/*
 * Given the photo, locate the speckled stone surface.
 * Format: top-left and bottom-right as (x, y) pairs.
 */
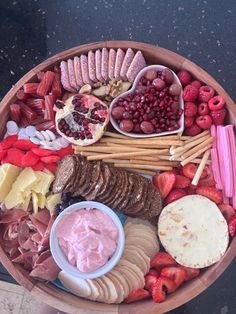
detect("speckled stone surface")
(0, 0), (236, 313)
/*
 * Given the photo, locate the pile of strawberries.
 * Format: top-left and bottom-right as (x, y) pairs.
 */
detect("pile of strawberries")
(177, 70), (226, 136)
(10, 67), (62, 131)
(0, 135), (73, 173)
(125, 252), (200, 303)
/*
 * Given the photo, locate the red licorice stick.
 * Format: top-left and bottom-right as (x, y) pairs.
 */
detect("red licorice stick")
(44, 95), (55, 120)
(23, 83), (39, 94)
(10, 103), (21, 123)
(36, 71), (55, 96)
(36, 120), (55, 131)
(51, 72), (62, 98)
(20, 103), (37, 122)
(16, 89), (29, 101)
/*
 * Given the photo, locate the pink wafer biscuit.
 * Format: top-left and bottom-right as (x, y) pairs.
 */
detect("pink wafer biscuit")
(114, 48), (125, 79)
(126, 50), (147, 82)
(74, 56), (83, 87)
(210, 148), (223, 190)
(60, 61), (76, 92)
(80, 54), (91, 85)
(120, 48), (135, 80)
(101, 48), (109, 81)
(67, 59), (78, 90)
(88, 51), (97, 82)
(226, 125), (236, 207)
(108, 49), (116, 80)
(210, 125), (217, 148)
(95, 50), (103, 82)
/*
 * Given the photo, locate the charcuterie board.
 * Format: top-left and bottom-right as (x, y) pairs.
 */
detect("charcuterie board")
(0, 41), (236, 314)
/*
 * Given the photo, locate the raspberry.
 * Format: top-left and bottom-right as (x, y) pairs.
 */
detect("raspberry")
(198, 102), (209, 116)
(191, 80), (202, 89)
(183, 85), (198, 102)
(184, 102), (198, 117)
(196, 115), (212, 130)
(184, 123), (202, 136)
(208, 95), (225, 111)
(184, 117), (194, 128)
(177, 70), (192, 86)
(210, 108), (226, 125)
(198, 85), (215, 102)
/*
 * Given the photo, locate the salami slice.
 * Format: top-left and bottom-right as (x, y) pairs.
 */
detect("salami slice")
(126, 51), (147, 82)
(60, 61), (76, 92)
(108, 49), (116, 80)
(73, 56), (83, 87)
(95, 50), (103, 82)
(114, 48), (125, 80)
(88, 50), (97, 82)
(101, 48), (109, 81)
(120, 48), (135, 80)
(80, 54), (91, 85)
(67, 59), (78, 90)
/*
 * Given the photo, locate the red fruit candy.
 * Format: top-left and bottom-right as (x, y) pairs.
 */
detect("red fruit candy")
(21, 151), (40, 167)
(218, 204), (236, 223)
(180, 266), (200, 281)
(198, 102), (209, 116)
(184, 117), (194, 128)
(184, 102), (198, 117)
(228, 214), (236, 237)
(124, 288), (150, 304)
(198, 85), (215, 102)
(0, 135), (18, 150)
(32, 161), (44, 171)
(0, 149), (7, 160)
(145, 274), (159, 291)
(195, 115), (212, 130)
(177, 70), (192, 86)
(182, 163), (207, 179)
(44, 162), (57, 173)
(6, 148), (25, 167)
(40, 155), (60, 163)
(210, 108), (227, 125)
(10, 104), (21, 123)
(183, 85), (198, 102)
(184, 123), (202, 136)
(191, 80), (202, 89)
(153, 171), (176, 198)
(152, 277), (177, 303)
(160, 266), (186, 288)
(174, 175), (191, 189)
(151, 252), (177, 270)
(58, 145), (73, 158)
(36, 70), (55, 96)
(14, 139), (38, 150)
(196, 186), (223, 204)
(166, 189), (187, 204)
(208, 95), (225, 111)
(31, 147), (56, 157)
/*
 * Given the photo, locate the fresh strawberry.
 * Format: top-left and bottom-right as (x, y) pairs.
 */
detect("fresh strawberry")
(208, 95), (225, 111)
(228, 215), (236, 237)
(0, 135), (18, 150)
(210, 108), (226, 126)
(196, 115), (212, 130)
(51, 72), (62, 98)
(196, 186), (223, 204)
(0, 149), (7, 160)
(198, 173), (216, 187)
(180, 266), (200, 281)
(183, 85), (198, 102)
(182, 163), (207, 179)
(177, 70), (192, 86)
(198, 85), (215, 102)
(166, 189), (187, 204)
(174, 175), (190, 189)
(44, 95), (55, 121)
(184, 117), (194, 128)
(58, 145), (74, 158)
(44, 162), (57, 173)
(6, 148), (25, 167)
(14, 139), (38, 150)
(160, 266), (186, 288)
(21, 151), (39, 167)
(151, 277), (176, 303)
(145, 274), (159, 291)
(186, 183), (198, 195)
(153, 171), (176, 198)
(31, 148), (56, 157)
(124, 288), (150, 303)
(184, 102), (198, 117)
(16, 89), (29, 101)
(198, 102), (209, 115)
(40, 155), (60, 163)
(36, 71), (55, 96)
(147, 269), (159, 277)
(23, 83), (39, 94)
(151, 252), (177, 270)
(218, 204), (236, 223)
(184, 123), (202, 136)
(32, 161), (44, 171)
(10, 104), (21, 123)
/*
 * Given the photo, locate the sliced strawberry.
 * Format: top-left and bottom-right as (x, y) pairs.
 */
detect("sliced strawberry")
(151, 277), (177, 303)
(58, 145), (73, 158)
(147, 269), (159, 277)
(32, 161), (44, 171)
(151, 252), (177, 270)
(21, 151), (39, 167)
(6, 148), (25, 167)
(182, 163), (207, 179)
(145, 274), (159, 291)
(124, 288), (150, 304)
(174, 175), (191, 189)
(153, 171), (176, 198)
(31, 148), (56, 157)
(218, 204), (236, 223)
(166, 189), (187, 204)
(180, 266), (200, 281)
(14, 139), (38, 150)
(0, 149), (7, 160)
(160, 266), (186, 288)
(10, 103), (21, 123)
(23, 83), (39, 94)
(36, 71), (55, 96)
(196, 186), (222, 204)
(0, 135), (18, 150)
(198, 173), (216, 187)
(186, 184), (198, 195)
(228, 214), (236, 237)
(40, 155), (60, 163)
(44, 162), (57, 173)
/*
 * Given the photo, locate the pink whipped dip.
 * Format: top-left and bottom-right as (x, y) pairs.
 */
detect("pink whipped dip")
(55, 208), (119, 273)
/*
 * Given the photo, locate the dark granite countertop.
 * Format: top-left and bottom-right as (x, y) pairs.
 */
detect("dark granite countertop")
(0, 0), (236, 313)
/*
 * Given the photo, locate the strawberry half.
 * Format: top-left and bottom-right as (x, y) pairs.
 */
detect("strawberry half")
(160, 266), (186, 288)
(151, 252), (177, 270)
(166, 189), (187, 204)
(124, 288), (150, 304)
(182, 163), (207, 179)
(145, 273), (159, 291)
(180, 266), (200, 281)
(218, 204), (236, 223)
(151, 277), (177, 303)
(228, 214), (236, 237)
(196, 186), (223, 204)
(174, 175), (191, 189)
(147, 269), (159, 277)
(153, 171), (176, 198)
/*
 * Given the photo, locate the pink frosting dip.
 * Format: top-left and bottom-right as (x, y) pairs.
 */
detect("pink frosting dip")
(55, 208), (119, 273)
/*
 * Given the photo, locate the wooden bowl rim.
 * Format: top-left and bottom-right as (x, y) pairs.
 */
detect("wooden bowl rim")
(0, 40), (236, 314)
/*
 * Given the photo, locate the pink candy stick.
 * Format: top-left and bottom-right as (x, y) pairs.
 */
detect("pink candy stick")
(217, 126), (225, 188)
(210, 125), (217, 148)
(226, 125), (236, 207)
(222, 189), (230, 204)
(210, 148), (223, 190)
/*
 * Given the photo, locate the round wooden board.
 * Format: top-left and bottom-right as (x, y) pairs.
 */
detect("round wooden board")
(0, 41), (236, 314)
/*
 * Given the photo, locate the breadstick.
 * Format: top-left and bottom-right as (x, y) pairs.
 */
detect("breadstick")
(123, 168), (156, 176)
(130, 156), (160, 161)
(191, 150), (211, 186)
(114, 163), (173, 171)
(159, 155), (211, 165)
(99, 137), (183, 146)
(181, 144), (212, 166)
(76, 151), (106, 157)
(102, 159), (130, 164)
(184, 130), (209, 144)
(171, 134), (211, 155)
(129, 159), (179, 167)
(104, 131), (128, 139)
(181, 137), (214, 159)
(74, 145), (149, 153)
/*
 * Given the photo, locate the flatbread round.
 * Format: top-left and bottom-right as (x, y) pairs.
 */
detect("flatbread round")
(158, 195), (229, 268)
(58, 271), (91, 298)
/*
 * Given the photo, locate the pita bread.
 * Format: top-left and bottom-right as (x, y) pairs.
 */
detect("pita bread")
(58, 271), (91, 298)
(158, 195), (229, 268)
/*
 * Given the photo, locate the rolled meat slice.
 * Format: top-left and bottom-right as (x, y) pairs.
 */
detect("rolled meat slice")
(60, 61), (76, 92)
(126, 51), (147, 82)
(101, 48), (109, 81)
(108, 49), (116, 80)
(88, 51), (97, 82)
(95, 50), (103, 82)
(74, 56), (84, 87)
(120, 48), (135, 80)
(114, 48), (125, 80)
(67, 59), (78, 90)
(80, 54), (91, 85)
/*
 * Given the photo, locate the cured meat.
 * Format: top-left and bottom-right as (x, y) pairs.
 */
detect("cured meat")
(114, 48), (125, 80)
(88, 51), (97, 82)
(33, 208), (50, 226)
(60, 61), (76, 92)
(108, 49), (116, 80)
(0, 208), (28, 224)
(126, 50), (147, 82)
(74, 56), (84, 87)
(120, 48), (135, 80)
(29, 255), (60, 281)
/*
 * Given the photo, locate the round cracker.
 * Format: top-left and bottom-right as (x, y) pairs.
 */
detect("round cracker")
(123, 248), (147, 274)
(125, 245), (150, 274)
(118, 259), (145, 288)
(106, 272), (124, 303)
(109, 269), (130, 299)
(125, 236), (157, 259)
(115, 263), (140, 294)
(95, 277), (109, 302)
(158, 195), (229, 268)
(86, 279), (100, 301)
(100, 275), (118, 304)
(58, 271), (91, 298)
(125, 228), (159, 249)
(125, 225), (157, 239)
(125, 217), (157, 233)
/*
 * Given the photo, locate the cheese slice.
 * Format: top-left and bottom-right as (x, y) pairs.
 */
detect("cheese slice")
(38, 193), (46, 209)
(32, 192), (39, 214)
(0, 164), (21, 202)
(158, 195), (229, 268)
(46, 193), (62, 214)
(5, 189), (24, 209)
(31, 171), (54, 195)
(19, 193), (31, 211)
(14, 167), (39, 191)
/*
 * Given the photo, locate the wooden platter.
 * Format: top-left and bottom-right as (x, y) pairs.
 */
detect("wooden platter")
(0, 41), (236, 314)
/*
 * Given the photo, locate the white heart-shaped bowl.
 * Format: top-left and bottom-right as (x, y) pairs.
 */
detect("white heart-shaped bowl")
(109, 64), (184, 138)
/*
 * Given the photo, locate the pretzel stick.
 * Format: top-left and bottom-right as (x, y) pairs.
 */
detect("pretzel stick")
(170, 135), (211, 155)
(114, 163), (173, 171)
(74, 145), (150, 153)
(181, 137), (214, 159)
(76, 151), (106, 157)
(104, 131), (127, 139)
(184, 130), (209, 144)
(102, 159), (130, 164)
(181, 144), (212, 166)
(123, 168), (157, 176)
(191, 150), (211, 186)
(130, 156), (160, 161)
(129, 159), (179, 167)
(99, 138), (184, 146)
(159, 155), (211, 165)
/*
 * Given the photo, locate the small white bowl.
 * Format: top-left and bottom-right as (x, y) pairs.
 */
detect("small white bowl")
(110, 64), (184, 138)
(50, 201), (125, 279)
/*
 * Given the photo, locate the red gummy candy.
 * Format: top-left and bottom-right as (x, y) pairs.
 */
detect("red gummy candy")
(6, 148), (25, 167)
(32, 161), (44, 171)
(0, 135), (18, 150)
(40, 155), (60, 163)
(31, 147), (57, 157)
(44, 162), (57, 173)
(58, 145), (73, 158)
(14, 139), (38, 150)
(21, 151), (40, 167)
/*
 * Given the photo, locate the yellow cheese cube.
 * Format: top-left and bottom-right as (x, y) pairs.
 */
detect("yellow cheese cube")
(46, 193), (62, 215)
(0, 164), (21, 202)
(38, 193), (46, 209)
(18, 193), (32, 211)
(32, 192), (39, 214)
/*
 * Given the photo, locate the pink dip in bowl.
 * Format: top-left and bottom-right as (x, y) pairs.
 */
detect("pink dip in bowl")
(55, 207), (119, 273)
